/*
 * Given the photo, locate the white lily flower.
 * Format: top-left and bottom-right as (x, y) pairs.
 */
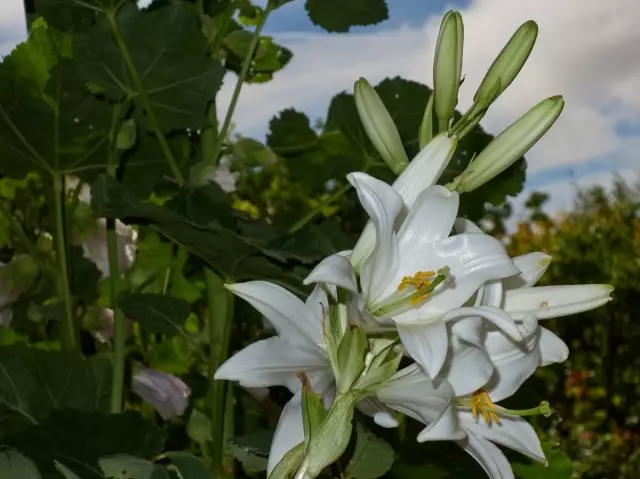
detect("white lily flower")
(350, 134), (458, 269)
(305, 173), (520, 378)
(214, 281), (335, 474)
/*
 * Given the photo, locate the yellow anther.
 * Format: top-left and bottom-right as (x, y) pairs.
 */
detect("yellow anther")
(471, 390), (501, 425)
(397, 271), (436, 292)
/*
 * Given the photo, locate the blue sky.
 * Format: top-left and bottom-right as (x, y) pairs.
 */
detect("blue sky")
(1, 0), (639, 220)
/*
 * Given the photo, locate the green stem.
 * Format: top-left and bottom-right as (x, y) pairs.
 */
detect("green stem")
(210, 5), (272, 164)
(205, 268), (234, 478)
(106, 12), (185, 186)
(288, 182), (351, 234)
(53, 174), (77, 350)
(107, 103), (127, 413)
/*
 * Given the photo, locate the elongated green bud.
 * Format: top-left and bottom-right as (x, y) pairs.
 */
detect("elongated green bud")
(354, 78), (409, 174)
(452, 96), (564, 193)
(433, 11), (463, 133)
(473, 20), (538, 105)
(418, 92), (435, 148)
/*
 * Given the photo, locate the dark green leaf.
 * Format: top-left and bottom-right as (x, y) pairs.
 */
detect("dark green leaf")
(35, 0), (130, 32)
(164, 452), (209, 479)
(2, 410), (165, 479)
(0, 449), (42, 479)
(267, 109), (318, 153)
(223, 30), (292, 84)
(0, 346), (112, 430)
(230, 430), (273, 458)
(0, 23), (110, 179)
(305, 0), (389, 32)
(118, 292), (190, 337)
(76, 3), (224, 132)
(345, 423), (395, 479)
(233, 138), (275, 167)
(99, 455), (154, 479)
(70, 246), (102, 304)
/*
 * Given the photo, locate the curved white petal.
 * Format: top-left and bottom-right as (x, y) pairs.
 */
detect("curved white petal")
(214, 338), (329, 389)
(478, 280), (504, 308)
(305, 285), (329, 314)
(443, 306), (522, 342)
(538, 327), (569, 366)
(347, 173), (402, 302)
(504, 284), (614, 320)
(503, 252), (551, 290)
(454, 218), (482, 234)
(226, 281), (323, 352)
(458, 432), (515, 479)
(392, 134), (457, 209)
(357, 397), (399, 428)
(439, 339), (494, 397)
(267, 394), (305, 475)
(397, 321), (449, 378)
(484, 325), (541, 403)
(376, 365), (461, 440)
(417, 401), (467, 441)
(83, 219), (137, 277)
(304, 254), (358, 296)
(460, 413), (547, 464)
(451, 317), (484, 347)
(397, 185), (460, 251)
(393, 233), (519, 322)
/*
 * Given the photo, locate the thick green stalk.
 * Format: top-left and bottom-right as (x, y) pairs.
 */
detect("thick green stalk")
(205, 268), (234, 477)
(53, 173), (77, 350)
(107, 104), (127, 413)
(106, 12), (185, 185)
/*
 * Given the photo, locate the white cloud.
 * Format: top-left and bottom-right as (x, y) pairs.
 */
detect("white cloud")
(219, 0), (640, 180)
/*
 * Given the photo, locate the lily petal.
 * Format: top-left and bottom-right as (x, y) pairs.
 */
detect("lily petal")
(503, 252), (551, 290)
(504, 284), (614, 320)
(439, 339), (494, 397)
(347, 173), (402, 302)
(397, 320), (449, 378)
(357, 397), (399, 428)
(226, 281), (323, 352)
(454, 218), (482, 234)
(397, 185), (460, 250)
(214, 337), (329, 389)
(376, 365), (463, 440)
(393, 234), (519, 322)
(267, 394), (305, 475)
(460, 412), (547, 464)
(443, 306), (522, 342)
(392, 134), (458, 210)
(459, 432), (515, 479)
(304, 254), (358, 296)
(539, 327), (569, 366)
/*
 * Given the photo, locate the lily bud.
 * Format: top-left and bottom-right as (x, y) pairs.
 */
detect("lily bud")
(452, 96), (564, 193)
(418, 92), (435, 148)
(354, 78), (409, 174)
(473, 21), (538, 106)
(350, 134), (458, 270)
(433, 11), (464, 133)
(116, 119), (137, 151)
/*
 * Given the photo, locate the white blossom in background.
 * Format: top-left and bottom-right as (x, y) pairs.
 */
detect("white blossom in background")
(208, 163), (237, 193)
(90, 307), (133, 344)
(132, 367), (191, 420)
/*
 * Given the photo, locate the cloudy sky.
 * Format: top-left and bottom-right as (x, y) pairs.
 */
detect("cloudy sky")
(2, 0), (639, 222)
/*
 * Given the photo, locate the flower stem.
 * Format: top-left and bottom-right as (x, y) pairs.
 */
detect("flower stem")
(205, 268), (234, 477)
(209, 4), (272, 165)
(106, 12), (185, 186)
(53, 173), (77, 350)
(107, 103), (127, 413)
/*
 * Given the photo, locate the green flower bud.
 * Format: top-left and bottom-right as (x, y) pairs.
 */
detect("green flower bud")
(452, 96), (564, 193)
(116, 119), (137, 151)
(418, 92), (435, 149)
(354, 78), (409, 174)
(186, 409), (211, 444)
(433, 11), (463, 133)
(473, 20), (538, 106)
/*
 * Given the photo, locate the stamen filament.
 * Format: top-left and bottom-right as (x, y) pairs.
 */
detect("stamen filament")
(458, 390), (552, 426)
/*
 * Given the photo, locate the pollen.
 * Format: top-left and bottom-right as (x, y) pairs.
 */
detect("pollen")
(471, 390), (501, 425)
(397, 271), (436, 292)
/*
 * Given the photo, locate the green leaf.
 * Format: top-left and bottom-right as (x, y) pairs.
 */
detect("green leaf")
(301, 379), (328, 444)
(34, 0), (129, 32)
(54, 462), (82, 479)
(344, 423), (395, 479)
(164, 452), (209, 479)
(230, 430), (273, 458)
(233, 138), (275, 167)
(0, 346), (112, 430)
(99, 455), (154, 479)
(0, 23), (110, 179)
(269, 442), (304, 479)
(70, 245), (102, 303)
(305, 0), (389, 33)
(267, 109), (318, 153)
(118, 292), (190, 337)
(2, 410), (165, 479)
(512, 441), (573, 479)
(223, 30), (293, 83)
(0, 449), (42, 479)
(76, 3), (224, 132)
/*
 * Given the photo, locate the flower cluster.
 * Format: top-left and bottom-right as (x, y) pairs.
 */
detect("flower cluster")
(214, 11), (614, 478)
